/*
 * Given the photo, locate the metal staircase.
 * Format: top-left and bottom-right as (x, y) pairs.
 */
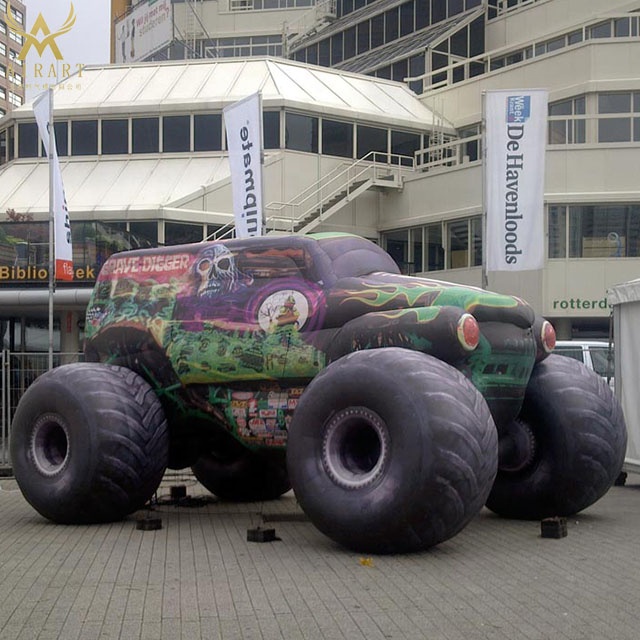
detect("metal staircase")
(203, 152), (415, 241)
(266, 151), (414, 234)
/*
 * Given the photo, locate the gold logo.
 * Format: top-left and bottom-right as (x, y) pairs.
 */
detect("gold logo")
(6, 2), (76, 61)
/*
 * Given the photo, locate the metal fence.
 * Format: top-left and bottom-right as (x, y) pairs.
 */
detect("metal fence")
(0, 350), (83, 468)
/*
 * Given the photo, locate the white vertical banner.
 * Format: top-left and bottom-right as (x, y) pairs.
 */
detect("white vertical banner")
(223, 92), (264, 238)
(485, 89), (548, 272)
(33, 90), (74, 281)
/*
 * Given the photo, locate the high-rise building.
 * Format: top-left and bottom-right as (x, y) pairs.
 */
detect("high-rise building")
(0, 0), (25, 119)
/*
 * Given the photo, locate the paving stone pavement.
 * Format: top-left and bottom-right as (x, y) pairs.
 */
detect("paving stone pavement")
(1, 470), (640, 640)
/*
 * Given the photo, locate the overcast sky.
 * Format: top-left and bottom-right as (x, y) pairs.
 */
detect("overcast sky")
(22, 0), (111, 99)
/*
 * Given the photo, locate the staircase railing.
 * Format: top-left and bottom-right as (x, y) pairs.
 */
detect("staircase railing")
(265, 151), (414, 234)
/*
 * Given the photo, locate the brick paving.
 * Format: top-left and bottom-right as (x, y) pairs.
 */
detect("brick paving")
(1, 470), (640, 639)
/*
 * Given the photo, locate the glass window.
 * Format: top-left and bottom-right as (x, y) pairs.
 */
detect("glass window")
(546, 36), (565, 52)
(471, 217), (482, 267)
(408, 54), (425, 94)
(450, 26), (468, 57)
(614, 18), (630, 37)
(391, 130), (420, 162)
(432, 0), (446, 23)
(163, 115), (190, 152)
(426, 223), (444, 271)
(549, 96), (586, 145)
(415, 0), (429, 30)
(384, 229), (409, 273)
(344, 26), (356, 58)
(400, 1), (414, 37)
(8, 126), (14, 160)
(101, 119), (128, 155)
(263, 111), (280, 149)
(385, 8), (398, 43)
(371, 14), (384, 48)
(307, 43), (318, 65)
(357, 125), (387, 159)
(0, 129), (6, 165)
(410, 226), (423, 273)
(392, 60), (407, 82)
(165, 222), (203, 246)
(599, 93), (631, 113)
(194, 114), (222, 151)
(206, 224), (224, 240)
(554, 346), (583, 362)
(448, 219), (469, 268)
(129, 221), (158, 244)
(54, 122), (68, 157)
(590, 21), (611, 39)
(597, 93), (632, 142)
(331, 32), (343, 64)
(285, 113), (318, 153)
(449, 0), (464, 15)
(568, 29), (583, 45)
(318, 39), (330, 66)
(18, 122), (38, 158)
(72, 120), (98, 156)
(590, 346), (614, 377)
(132, 117), (159, 153)
(322, 119), (353, 158)
(357, 20), (370, 55)
(568, 205), (637, 258)
(548, 205), (566, 258)
(599, 118), (631, 143)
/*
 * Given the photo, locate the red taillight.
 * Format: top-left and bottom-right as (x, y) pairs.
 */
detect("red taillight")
(457, 314), (480, 351)
(541, 320), (556, 353)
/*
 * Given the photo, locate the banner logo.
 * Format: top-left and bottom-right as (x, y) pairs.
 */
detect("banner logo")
(6, 1), (76, 61)
(506, 95), (531, 124)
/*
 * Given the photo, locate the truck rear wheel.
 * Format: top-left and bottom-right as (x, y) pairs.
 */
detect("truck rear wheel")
(486, 354), (627, 519)
(286, 348), (498, 554)
(10, 363), (169, 523)
(192, 449), (290, 501)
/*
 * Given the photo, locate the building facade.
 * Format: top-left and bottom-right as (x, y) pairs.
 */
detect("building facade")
(0, 0), (25, 119)
(1, 0), (640, 356)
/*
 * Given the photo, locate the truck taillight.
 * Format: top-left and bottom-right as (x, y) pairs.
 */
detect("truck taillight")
(457, 314), (480, 351)
(541, 320), (556, 353)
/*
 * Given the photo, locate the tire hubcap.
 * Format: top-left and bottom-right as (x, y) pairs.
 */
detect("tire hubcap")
(322, 407), (389, 490)
(498, 418), (536, 472)
(30, 414), (70, 476)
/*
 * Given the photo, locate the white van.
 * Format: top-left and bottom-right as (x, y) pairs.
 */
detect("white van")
(553, 340), (615, 388)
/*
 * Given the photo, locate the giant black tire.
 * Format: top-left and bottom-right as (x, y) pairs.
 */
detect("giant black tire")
(286, 348), (498, 554)
(192, 449), (290, 501)
(10, 363), (169, 524)
(486, 354), (627, 520)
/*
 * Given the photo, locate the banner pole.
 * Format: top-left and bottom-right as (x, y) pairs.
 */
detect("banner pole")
(47, 88), (54, 371)
(481, 90), (488, 290)
(259, 90), (265, 236)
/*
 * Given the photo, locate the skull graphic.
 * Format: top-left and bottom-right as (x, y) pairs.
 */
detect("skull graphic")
(194, 244), (239, 298)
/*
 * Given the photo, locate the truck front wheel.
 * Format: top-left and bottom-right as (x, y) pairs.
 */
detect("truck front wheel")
(486, 354), (627, 519)
(286, 348), (498, 554)
(10, 363), (169, 523)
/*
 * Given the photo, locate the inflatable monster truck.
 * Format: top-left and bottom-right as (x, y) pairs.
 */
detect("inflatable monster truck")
(10, 234), (626, 553)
